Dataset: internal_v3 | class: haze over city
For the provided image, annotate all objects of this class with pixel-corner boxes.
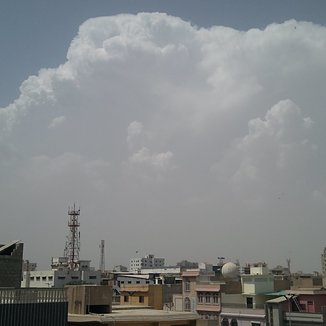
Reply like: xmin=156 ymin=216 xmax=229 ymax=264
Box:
xmin=1 ymin=0 xmax=326 ymax=272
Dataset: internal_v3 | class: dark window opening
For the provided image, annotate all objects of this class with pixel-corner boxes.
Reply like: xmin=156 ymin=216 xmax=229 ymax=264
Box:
xmin=87 ymin=305 xmax=110 ymax=314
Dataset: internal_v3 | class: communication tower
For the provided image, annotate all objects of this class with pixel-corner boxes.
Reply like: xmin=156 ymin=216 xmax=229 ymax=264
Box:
xmin=99 ymin=240 xmax=105 ymax=272
xmin=64 ymin=204 xmax=81 ymax=270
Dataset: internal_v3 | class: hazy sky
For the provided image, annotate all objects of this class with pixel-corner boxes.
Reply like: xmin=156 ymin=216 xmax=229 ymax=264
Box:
xmin=1 ymin=1 xmax=326 ymax=272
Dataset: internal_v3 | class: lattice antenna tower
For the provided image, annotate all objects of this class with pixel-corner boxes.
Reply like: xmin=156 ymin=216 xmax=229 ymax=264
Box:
xmin=99 ymin=240 xmax=105 ymax=272
xmin=64 ymin=204 xmax=81 ymax=270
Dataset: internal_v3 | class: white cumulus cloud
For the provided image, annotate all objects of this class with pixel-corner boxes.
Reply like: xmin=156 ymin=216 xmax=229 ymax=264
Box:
xmin=1 ymin=13 xmax=326 ymax=271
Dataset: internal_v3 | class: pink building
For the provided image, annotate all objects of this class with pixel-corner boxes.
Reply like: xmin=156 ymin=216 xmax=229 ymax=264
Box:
xmin=266 ymin=289 xmax=326 ymax=325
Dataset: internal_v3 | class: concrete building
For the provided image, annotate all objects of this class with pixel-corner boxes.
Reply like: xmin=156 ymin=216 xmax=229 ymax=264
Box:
xmin=129 ymin=254 xmax=165 ymax=273
xmin=120 ymin=284 xmax=164 ymax=309
xmin=0 ymin=240 xmax=23 ymax=288
xmin=321 ymin=247 xmax=326 ymax=276
xmin=196 ymin=283 xmax=221 ymax=321
xmin=119 ymin=282 xmax=182 ymax=310
xmin=265 ymin=289 xmax=326 ymax=325
xmin=66 ymin=285 xmax=113 ymax=315
xmin=140 ymin=266 xmax=182 ymax=284
xmin=173 ymin=264 xmax=216 ymax=313
xmin=22 ymin=257 xmax=101 ymax=288
xmin=291 ymin=271 xmax=323 ymax=289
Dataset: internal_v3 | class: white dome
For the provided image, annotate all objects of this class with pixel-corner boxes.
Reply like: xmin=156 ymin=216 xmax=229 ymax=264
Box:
xmin=221 ymin=262 xmax=239 ymax=279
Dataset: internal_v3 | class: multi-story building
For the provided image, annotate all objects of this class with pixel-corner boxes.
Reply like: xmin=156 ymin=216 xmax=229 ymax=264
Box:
xmin=321 ymin=247 xmax=326 ymax=276
xmin=220 ymin=262 xmax=278 ymax=326
xmin=173 ymin=263 xmax=216 ymax=314
xmin=120 ymin=284 xmax=164 ymax=309
xmin=0 ymin=240 xmax=24 ymax=288
xmin=21 ymin=257 xmax=101 ymax=288
xmin=129 ymin=254 xmax=165 ymax=273
xmin=119 ymin=283 xmax=182 ymax=310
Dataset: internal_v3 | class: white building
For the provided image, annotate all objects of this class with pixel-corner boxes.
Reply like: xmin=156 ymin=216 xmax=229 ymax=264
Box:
xmin=21 ymin=257 xmax=101 ymax=288
xmin=129 ymin=254 xmax=165 ymax=273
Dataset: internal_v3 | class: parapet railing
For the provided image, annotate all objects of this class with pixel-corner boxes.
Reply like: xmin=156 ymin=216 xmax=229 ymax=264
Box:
xmin=0 ymin=288 xmax=67 ymax=304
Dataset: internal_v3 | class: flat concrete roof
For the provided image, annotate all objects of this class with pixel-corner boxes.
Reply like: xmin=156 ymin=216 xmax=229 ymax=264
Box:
xmin=69 ymin=309 xmax=198 ymax=323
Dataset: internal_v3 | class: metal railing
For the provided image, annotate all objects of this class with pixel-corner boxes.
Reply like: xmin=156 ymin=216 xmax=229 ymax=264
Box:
xmin=0 ymin=288 xmax=67 ymax=304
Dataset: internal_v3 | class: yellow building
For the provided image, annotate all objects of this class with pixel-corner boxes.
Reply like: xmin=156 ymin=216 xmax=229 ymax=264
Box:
xmin=120 ymin=284 xmax=163 ymax=310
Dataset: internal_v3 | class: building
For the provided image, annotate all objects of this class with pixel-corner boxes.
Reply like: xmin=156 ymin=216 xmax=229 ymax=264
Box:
xmin=220 ymin=262 xmax=272 ymax=326
xmin=119 ymin=282 xmax=182 ymax=310
xmin=173 ymin=263 xmax=216 ymax=313
xmin=291 ymin=271 xmax=323 ymax=289
xmin=129 ymin=254 xmax=165 ymax=273
xmin=0 ymin=240 xmax=23 ymax=288
xmin=22 ymin=257 xmax=101 ymax=288
xmin=120 ymin=284 xmax=163 ymax=309
xmin=265 ymin=289 xmax=326 ymax=325
xmin=139 ymin=266 xmax=182 ymax=284
xmin=196 ymin=283 xmax=221 ymax=321
xmin=66 ymin=284 xmax=113 ymax=314
xmin=321 ymin=247 xmax=326 ymax=276
xmin=0 ymin=287 xmax=67 ymax=326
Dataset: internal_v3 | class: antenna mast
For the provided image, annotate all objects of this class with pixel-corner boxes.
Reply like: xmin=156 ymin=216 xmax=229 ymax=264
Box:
xmin=99 ymin=240 xmax=105 ymax=272
xmin=64 ymin=204 xmax=80 ymax=270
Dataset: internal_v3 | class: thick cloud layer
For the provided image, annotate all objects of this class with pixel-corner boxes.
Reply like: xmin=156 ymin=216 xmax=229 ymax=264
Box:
xmin=1 ymin=13 xmax=326 ymax=271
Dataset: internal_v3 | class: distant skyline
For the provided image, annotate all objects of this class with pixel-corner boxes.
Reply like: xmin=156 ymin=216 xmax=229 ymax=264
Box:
xmin=1 ymin=1 xmax=326 ymax=272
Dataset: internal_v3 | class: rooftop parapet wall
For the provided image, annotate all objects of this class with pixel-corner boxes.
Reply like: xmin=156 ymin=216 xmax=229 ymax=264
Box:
xmin=0 ymin=288 xmax=67 ymax=303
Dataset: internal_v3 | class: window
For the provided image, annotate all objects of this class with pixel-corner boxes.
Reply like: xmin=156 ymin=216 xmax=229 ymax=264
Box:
xmin=58 ymin=276 xmax=65 ymax=280
xmin=136 ymin=281 xmax=140 ymax=284
xmin=36 ymin=276 xmax=40 ymax=281
xmin=213 ymin=293 xmax=219 ymax=303
xmin=185 ymin=279 xmax=190 ymax=292
xmin=89 ymin=275 xmax=97 ymax=279
xmin=246 ymin=297 xmax=253 ymax=309
xmin=71 ymin=276 xmax=79 ymax=280
xmin=124 ymin=296 xmax=128 ymax=302
xmin=205 ymin=293 xmax=211 ymax=303
xmin=30 ymin=277 xmax=35 ymax=281
xmin=42 ymin=276 xmax=46 ymax=281
xmin=251 ymin=323 xmax=260 ymax=326
xmin=184 ymin=297 xmax=191 ymax=311
xmin=128 ymin=281 xmax=132 ymax=284
xmin=48 ymin=276 xmax=53 ymax=281
xmin=221 ymin=317 xmax=229 ymax=326
xmin=198 ymin=293 xmax=204 ymax=303
xmin=230 ymin=319 xmax=238 ymax=326
xmin=139 ymin=296 xmax=144 ymax=303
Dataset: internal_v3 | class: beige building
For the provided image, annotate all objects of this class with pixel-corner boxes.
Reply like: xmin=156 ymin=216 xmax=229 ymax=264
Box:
xmin=66 ymin=285 xmax=113 ymax=315
xmin=120 ymin=284 xmax=163 ymax=310
xmin=291 ymin=272 xmax=323 ymax=289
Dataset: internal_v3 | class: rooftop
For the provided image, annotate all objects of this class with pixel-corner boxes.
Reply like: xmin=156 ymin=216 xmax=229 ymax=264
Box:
xmin=68 ymin=309 xmax=198 ymax=323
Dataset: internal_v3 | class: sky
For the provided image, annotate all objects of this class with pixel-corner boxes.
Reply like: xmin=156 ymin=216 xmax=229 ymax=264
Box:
xmin=1 ymin=0 xmax=326 ymax=272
